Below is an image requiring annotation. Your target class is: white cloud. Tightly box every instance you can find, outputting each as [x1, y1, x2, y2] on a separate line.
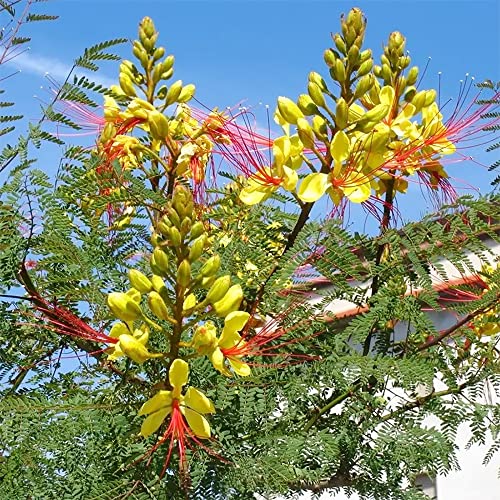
[8, 51, 116, 88]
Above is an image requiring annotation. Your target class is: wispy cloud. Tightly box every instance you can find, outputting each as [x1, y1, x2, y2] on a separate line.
[8, 51, 116, 88]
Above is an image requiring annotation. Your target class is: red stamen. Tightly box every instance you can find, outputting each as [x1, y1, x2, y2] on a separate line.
[29, 295, 116, 345]
[138, 400, 225, 485]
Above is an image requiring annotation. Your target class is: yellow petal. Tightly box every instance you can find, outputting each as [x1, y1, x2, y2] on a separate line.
[239, 185, 274, 205]
[106, 344, 124, 361]
[330, 131, 350, 164]
[219, 329, 242, 350]
[434, 139, 456, 156]
[138, 391, 172, 416]
[379, 86, 395, 107]
[182, 407, 211, 438]
[228, 357, 252, 377]
[223, 311, 250, 336]
[184, 387, 215, 414]
[119, 334, 156, 364]
[183, 293, 197, 311]
[169, 358, 189, 389]
[109, 322, 129, 339]
[297, 173, 329, 203]
[140, 408, 170, 438]
[282, 166, 298, 191]
[343, 181, 372, 203]
[273, 136, 291, 166]
[210, 348, 231, 376]
[348, 103, 365, 122]
[327, 187, 344, 206]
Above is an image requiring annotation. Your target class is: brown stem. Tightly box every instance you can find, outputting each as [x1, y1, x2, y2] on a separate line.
[362, 177, 396, 356]
[416, 298, 499, 352]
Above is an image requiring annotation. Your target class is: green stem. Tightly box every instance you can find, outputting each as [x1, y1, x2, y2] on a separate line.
[304, 385, 357, 432]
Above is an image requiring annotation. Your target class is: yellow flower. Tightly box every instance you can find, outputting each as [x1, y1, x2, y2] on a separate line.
[297, 130, 372, 205]
[106, 323, 161, 364]
[193, 312, 252, 377]
[139, 359, 215, 439]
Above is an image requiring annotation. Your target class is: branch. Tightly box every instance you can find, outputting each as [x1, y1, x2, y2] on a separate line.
[291, 472, 355, 492]
[304, 383, 359, 432]
[378, 382, 469, 424]
[416, 295, 499, 352]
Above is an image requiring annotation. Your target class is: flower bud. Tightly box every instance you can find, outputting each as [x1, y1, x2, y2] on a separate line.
[177, 259, 191, 288]
[128, 269, 153, 294]
[388, 31, 405, 54]
[380, 64, 392, 82]
[119, 74, 136, 97]
[347, 8, 364, 33]
[172, 185, 194, 219]
[307, 82, 326, 108]
[133, 43, 149, 68]
[148, 291, 170, 321]
[151, 247, 169, 274]
[165, 80, 183, 106]
[162, 55, 175, 73]
[157, 85, 168, 100]
[107, 292, 143, 322]
[333, 34, 347, 55]
[396, 75, 407, 90]
[359, 49, 372, 63]
[354, 74, 374, 99]
[356, 104, 389, 131]
[126, 288, 142, 303]
[411, 90, 426, 111]
[323, 48, 337, 67]
[333, 59, 346, 83]
[406, 66, 419, 86]
[213, 284, 243, 317]
[297, 94, 319, 116]
[205, 275, 231, 304]
[357, 59, 373, 77]
[183, 293, 197, 313]
[166, 207, 181, 228]
[296, 118, 315, 149]
[404, 86, 417, 102]
[140, 17, 156, 39]
[157, 219, 171, 236]
[199, 255, 221, 278]
[118, 334, 157, 364]
[335, 98, 349, 129]
[148, 110, 169, 141]
[180, 217, 192, 237]
[191, 322, 218, 354]
[308, 71, 327, 92]
[168, 226, 182, 247]
[189, 234, 207, 262]
[347, 45, 360, 66]
[277, 96, 304, 125]
[150, 231, 162, 247]
[177, 84, 196, 103]
[423, 89, 437, 107]
[344, 26, 357, 46]
[151, 275, 167, 294]
[190, 221, 205, 240]
[399, 55, 411, 69]
[312, 115, 328, 141]
[153, 47, 165, 61]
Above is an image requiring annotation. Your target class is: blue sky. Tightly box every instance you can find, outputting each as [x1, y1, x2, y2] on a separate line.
[3, 0, 500, 226]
